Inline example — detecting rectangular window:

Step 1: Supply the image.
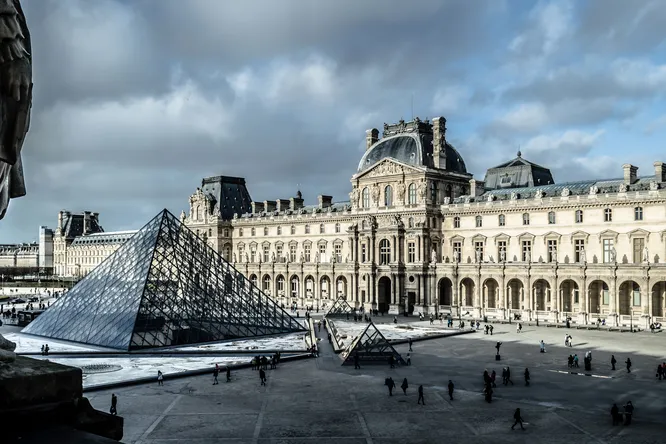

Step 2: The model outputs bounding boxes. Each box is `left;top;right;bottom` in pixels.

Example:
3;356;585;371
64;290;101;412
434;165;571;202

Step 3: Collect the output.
475;216;482;228
575;210;583;224
276;245;283;262
497;241;507;261
263;245;269;263
574;239;585;263
498;215;505;226
522;213;530;225
602;239;614;263
319;244;326;262
632;289;641;307
408;242;416;263
304;245;311;262
334;244;342;262
634;207;643;221
361;243;367;263
430;181;437;203
632;238;644;264
289;245;297;263
250;245;257;263
602;289;609;305
604;208;612;222
262;278;270;292
474;241;484;261
548;212;556;224
453;241;462;261
277;278;284;292
305;225;310;234
547;239;557;262
521;240;532;262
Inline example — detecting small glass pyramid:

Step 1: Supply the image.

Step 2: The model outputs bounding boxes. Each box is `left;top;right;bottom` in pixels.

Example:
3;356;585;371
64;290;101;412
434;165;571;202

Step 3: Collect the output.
324;297;355;318
23;209;306;350
340;320;405;365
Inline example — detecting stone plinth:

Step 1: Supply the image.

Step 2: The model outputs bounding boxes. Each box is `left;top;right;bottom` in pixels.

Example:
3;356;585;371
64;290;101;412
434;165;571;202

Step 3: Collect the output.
0;356;82;409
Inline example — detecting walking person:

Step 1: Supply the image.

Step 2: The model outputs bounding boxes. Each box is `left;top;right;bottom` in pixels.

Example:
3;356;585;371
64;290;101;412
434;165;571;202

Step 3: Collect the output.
624;401;634;425
495;341;502;355
226;366;231;382
401;378;408;395
354;352;361;369
385;377;396;396
611;355;617;371
611;403;620;426
157;370;164;386
505;366;514;385
213;366;219;385
409;338;413;352
110;393;118;416
417;385;425;405
448;380;454;400
524;368;530;386
259;368;266;386
625;358;632;373
511;408;525;430
539;340;546;353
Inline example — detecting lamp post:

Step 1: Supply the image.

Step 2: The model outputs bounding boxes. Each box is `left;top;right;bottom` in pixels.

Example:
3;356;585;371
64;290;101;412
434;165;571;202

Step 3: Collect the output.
536;301;539;327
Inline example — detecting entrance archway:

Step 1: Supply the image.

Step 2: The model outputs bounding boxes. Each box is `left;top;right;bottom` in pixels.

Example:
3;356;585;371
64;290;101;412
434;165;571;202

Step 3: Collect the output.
507;279;523;310
652;281;666;317
483;278;499;309
304;275;315;299
588;280;609;314
438;278;453;306
560;279;579;314
336;276;347;299
618;280;640;315
320;276;331;300
377;276;391;314
460;278;475;307
532;279;550;312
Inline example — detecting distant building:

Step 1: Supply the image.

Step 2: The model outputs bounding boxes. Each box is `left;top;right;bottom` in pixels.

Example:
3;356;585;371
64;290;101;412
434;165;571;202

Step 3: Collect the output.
39;226;53;269
0;242;39;274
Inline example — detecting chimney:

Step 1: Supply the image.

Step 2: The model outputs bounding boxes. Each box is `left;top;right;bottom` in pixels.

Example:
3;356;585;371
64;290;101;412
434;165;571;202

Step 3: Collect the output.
263;200;277;212
251;202;265;214
432;117;447;169
275;199;290;212
623;164;638;184
318;195;333;209
57;211;64;230
290;197;304;211
365;128;379;150
654;161;665;182
83;211;91;234
469;179;485;197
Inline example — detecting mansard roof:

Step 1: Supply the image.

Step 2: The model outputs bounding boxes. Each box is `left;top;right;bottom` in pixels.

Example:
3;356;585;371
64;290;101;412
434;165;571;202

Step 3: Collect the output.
483;151;555;190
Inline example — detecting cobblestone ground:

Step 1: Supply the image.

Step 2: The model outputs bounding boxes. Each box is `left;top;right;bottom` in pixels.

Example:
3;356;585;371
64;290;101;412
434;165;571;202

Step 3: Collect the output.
86;320;666;444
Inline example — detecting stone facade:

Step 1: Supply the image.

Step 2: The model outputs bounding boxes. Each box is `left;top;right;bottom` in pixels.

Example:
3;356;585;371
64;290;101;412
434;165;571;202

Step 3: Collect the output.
0;243;39;271
184;117;666;329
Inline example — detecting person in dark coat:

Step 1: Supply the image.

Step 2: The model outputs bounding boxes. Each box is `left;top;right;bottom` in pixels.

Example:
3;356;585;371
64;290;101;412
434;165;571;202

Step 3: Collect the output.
447;380;454;400
511;408;525;430
505;366;514;385
389;355;395;368
226;366;231;382
259;369;266;386
484;383;493;403
624;401;634;425
611;355;617;370
611;403;620;425
524;368;530;386
401;378;408;395
213;367;219;385
385;377;396;396
354;352;361;369
417;385;425;405
409;338;413;352
110;394;117;416
625;358;632;373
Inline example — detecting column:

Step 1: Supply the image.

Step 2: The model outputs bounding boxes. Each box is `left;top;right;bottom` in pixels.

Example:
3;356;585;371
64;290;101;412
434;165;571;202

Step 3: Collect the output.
417;235;421;262
430;273;436;308
392;235;397;262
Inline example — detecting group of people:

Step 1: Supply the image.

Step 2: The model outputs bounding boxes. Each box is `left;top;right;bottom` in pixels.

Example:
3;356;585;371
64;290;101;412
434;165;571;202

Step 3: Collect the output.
564;334;573;347
39;343;50;356
384;376;448;405
251;353;280;371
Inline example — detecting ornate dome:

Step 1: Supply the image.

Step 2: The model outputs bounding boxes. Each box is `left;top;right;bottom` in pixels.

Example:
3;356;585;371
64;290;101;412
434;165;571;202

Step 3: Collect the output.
357;133;467;174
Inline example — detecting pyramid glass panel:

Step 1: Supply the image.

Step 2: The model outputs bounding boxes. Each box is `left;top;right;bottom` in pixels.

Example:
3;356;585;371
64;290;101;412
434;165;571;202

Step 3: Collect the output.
324;297;355;318
340;321;405;366
24;209;306;350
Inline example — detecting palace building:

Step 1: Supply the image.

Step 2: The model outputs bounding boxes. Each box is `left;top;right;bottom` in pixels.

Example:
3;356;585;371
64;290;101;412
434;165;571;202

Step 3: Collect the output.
183;117;666;328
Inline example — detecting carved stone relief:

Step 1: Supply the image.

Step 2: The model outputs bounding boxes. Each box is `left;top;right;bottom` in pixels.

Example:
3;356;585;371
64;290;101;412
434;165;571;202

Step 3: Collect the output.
397;182;406;202
589;185;599;195
366;160;405;177
561;187;570;197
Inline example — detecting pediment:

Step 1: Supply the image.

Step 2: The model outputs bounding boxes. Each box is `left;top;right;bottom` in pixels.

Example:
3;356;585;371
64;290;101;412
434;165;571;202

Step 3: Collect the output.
569;230;589;244
449;234;465;245
493;233;510;244
472;234;487;242
355;158;423;180
518;232;535;240
628;228;649;239
599;229;619;240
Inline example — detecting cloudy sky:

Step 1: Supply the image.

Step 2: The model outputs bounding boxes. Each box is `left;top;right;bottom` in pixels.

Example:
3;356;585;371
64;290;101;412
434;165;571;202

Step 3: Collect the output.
2;0;666;242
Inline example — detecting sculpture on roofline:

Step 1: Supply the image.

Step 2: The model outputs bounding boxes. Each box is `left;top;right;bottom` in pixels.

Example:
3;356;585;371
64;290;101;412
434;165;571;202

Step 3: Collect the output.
0;0;32;220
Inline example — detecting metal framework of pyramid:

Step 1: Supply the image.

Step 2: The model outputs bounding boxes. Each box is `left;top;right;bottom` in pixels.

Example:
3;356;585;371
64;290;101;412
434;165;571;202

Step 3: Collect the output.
324;297;355;318
340;321;406;366
23;209;306;351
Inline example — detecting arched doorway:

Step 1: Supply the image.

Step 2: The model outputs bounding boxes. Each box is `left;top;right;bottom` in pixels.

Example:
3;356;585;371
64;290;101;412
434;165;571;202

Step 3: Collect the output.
377;276;391;314
460;278;475;307
320;276;331;300
618;280;640;316
304;275;315;299
249;274;258;288
483;278;499;309
289;275;300;302
507;279;523;310
560;279;579;314
588;280;609;314
532;279;550;312
438;278;453;306
262;274;271;293
652;281;666;318
336;276;347;299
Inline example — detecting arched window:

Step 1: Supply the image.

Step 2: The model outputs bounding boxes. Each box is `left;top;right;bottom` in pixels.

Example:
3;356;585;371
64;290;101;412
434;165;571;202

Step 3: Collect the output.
453;216;460;228
239;228;244;237
408;183;417;205
250;274;258;287
384;185;393;207
475;215;482;228
548;211;556;224
262;275;271;291
276;276;285;293
290;225;295;235
223;228;230;237
408;217;414;228
379;239;391;265
195;205;201;220
498;214;506;226
319;223;325;234
223;244;231;261
361;220;366;230
277;226;282;235
305;224;311;234
362;187;370;208
251;228;256;236
522;213;530;225
575;210;583;223
263;227;268;235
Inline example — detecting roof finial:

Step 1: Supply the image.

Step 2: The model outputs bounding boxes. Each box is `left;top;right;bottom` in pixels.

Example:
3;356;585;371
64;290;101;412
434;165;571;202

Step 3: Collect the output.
517;146;522;158
296;184;302;200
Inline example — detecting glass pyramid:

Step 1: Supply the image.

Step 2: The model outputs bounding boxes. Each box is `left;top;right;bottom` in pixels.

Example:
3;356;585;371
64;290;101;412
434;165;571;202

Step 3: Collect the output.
324;297;355;318
23;209;306;350
340;320;405;366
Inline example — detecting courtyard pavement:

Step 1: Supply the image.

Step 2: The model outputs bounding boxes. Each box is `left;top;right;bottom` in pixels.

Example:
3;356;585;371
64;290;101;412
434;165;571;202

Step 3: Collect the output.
80;319;665;444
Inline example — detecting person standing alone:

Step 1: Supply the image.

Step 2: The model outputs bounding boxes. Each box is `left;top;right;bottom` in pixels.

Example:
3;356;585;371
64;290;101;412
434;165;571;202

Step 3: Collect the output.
110;394;117;416
417;385;425;405
157;370;164;386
